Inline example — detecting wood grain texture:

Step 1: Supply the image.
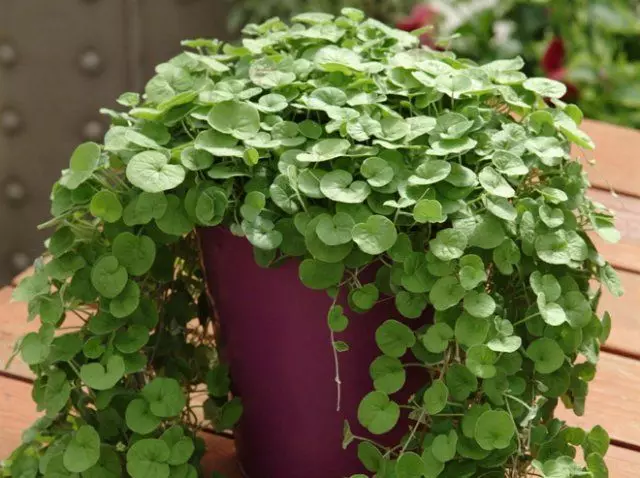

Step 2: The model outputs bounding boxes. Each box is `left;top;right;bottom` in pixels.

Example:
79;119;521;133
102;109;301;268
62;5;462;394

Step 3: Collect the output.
579;120;640;198
589;188;640;273
557;352;640;448
0;375;242;477
599;270;640;358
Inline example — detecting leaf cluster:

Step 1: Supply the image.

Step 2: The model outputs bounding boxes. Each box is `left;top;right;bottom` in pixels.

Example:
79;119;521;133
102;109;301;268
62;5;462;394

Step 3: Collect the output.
3;9;621;478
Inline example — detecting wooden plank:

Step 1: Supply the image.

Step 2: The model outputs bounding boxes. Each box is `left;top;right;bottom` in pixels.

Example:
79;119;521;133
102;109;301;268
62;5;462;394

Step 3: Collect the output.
0;287;37;378
0;375;241;477
605;445;640;478
589;188;640;273
557;352;640;448
579;119;640;198
599;270;640;358
1;373;638;477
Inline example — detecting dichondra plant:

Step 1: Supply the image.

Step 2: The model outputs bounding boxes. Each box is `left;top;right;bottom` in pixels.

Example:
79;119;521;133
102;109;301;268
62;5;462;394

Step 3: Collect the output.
2;9;622;478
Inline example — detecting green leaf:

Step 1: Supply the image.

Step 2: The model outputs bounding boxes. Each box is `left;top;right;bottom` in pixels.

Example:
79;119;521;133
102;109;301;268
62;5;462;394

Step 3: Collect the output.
299;259;344;290
352;284;379;310
586;452;609;478
142;377;186;418
298;120;323;139
429;276;465;311
526;338;565;374
474;410;515;450
352;215;398;255
112;233;156;276
316;213;355;245
126;398;161;434
409;160;451;186
49;227;76;257
361;157;394;187
585;425;610;456
126;439;170;478
535;230;572;265
217;398;244;430
523;77;567;98
463;291;496;318
298;169;327;199
60;142;101;189
194;130;243;157
357;441;383;472
395;291;428;319
90;190;123;223
115;324;149;353
491;150;528;176
21;326;54;365
396;452;425;478
298;139;350;163
63;425;101;473
110;281;141;319
464;215;504;252
413;199;446;224
80;355;126;390
90;256;128;298
484;196;517;221
328;305;349;333
180;147;214;171
530;272;562;302
10;454;38;478
320;170;371;203
375;320;416;358
466;344;497;378
600;263;624;297
423;379;449;415
207;100;261;139
430;229;467;261
455;312;490;347
370;356;406;394
432;430;458;462
458;255;487;290
479;166;515;198
357;391;400;435
126;151;186;193
487;335;522;353
423;323;453;353
446;364;478;401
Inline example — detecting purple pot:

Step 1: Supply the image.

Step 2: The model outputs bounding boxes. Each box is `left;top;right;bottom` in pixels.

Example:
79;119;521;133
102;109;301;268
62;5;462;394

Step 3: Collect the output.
199;227;430;478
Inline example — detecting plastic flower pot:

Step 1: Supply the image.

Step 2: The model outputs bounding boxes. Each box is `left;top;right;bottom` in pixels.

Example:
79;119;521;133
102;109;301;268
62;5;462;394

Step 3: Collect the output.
199;227;431;478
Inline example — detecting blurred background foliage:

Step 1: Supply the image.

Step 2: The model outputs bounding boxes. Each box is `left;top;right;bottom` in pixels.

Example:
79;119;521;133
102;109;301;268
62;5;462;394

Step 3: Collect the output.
229;0;640;128
1;0;639;283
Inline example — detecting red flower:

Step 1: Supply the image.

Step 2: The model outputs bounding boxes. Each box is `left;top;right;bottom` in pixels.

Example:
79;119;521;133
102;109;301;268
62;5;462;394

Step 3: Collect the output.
541;37;578;100
396;4;438;47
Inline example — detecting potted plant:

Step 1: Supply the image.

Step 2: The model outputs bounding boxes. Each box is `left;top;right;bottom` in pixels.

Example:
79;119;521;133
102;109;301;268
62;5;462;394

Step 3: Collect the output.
2;8;622;478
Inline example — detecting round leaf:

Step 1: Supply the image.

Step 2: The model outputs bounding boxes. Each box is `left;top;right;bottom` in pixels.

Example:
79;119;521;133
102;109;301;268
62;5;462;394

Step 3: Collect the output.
126;151;186;193
352;215;398;255
357;391;400;435
474;410;516;450
63;425;101;473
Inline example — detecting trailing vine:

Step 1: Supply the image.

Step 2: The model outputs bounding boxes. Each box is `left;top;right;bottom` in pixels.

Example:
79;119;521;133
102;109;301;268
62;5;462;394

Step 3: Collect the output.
2;9;622;478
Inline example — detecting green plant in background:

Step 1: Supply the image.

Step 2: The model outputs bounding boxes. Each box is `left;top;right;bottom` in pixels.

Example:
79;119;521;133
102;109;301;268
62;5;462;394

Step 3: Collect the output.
227;0;418;30
1;9;623;478
447;0;640;128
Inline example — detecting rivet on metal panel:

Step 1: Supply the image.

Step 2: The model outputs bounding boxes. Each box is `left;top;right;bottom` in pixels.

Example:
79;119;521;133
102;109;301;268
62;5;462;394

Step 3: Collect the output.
83;120;105;141
0;108;22;135
3;178;27;203
0;42;18;67
10;251;31;273
78;49;103;75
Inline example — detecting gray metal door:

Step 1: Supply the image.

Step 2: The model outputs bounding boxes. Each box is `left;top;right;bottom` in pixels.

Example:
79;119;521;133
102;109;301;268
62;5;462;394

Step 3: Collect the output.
0;0;231;284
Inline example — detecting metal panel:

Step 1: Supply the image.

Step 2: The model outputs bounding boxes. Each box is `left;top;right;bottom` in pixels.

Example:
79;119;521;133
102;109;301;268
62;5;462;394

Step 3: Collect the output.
0;0;231;284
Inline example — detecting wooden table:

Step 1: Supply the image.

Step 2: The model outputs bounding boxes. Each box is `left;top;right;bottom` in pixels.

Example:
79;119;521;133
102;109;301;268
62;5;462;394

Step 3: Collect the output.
2;119;640;476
